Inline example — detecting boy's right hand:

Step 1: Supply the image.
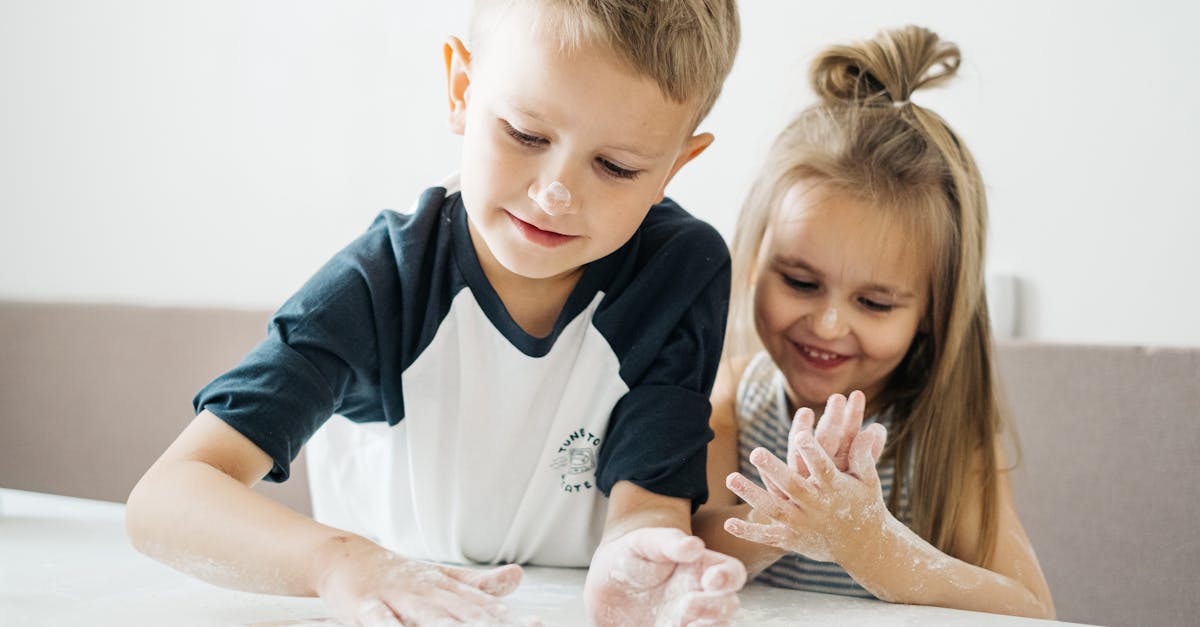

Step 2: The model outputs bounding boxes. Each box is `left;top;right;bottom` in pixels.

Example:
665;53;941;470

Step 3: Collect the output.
313;534;534;626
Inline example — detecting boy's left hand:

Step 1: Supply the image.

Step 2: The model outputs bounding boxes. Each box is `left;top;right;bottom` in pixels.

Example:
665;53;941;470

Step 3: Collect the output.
585;527;745;626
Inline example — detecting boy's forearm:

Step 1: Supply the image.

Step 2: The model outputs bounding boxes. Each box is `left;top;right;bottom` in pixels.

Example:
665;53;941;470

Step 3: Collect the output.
598;494;689;544
125;458;352;596
692;503;786;577
838;515;1053;619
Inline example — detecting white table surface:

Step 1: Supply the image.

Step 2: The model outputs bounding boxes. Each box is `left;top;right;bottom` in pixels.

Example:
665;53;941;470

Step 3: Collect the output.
0;488;1090;626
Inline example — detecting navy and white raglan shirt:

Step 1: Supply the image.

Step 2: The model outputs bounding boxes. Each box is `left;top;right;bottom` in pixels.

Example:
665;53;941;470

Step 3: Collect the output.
194;180;730;567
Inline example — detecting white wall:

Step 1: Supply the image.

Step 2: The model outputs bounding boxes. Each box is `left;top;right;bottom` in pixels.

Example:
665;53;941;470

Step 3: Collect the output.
2;1;1197;347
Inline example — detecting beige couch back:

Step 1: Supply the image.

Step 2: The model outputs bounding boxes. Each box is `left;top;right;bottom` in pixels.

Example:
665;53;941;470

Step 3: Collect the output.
2;300;1197;626
0;301;307;512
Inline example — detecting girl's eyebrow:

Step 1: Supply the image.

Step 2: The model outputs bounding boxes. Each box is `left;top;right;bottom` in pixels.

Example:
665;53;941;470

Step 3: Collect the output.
776;255;821;276
776;255;917;299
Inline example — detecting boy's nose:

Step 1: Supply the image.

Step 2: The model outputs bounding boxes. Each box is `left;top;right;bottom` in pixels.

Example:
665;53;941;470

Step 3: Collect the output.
529;180;575;216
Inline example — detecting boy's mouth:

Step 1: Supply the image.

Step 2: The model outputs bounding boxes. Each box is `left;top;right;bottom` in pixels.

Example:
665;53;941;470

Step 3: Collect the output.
505;210;577;248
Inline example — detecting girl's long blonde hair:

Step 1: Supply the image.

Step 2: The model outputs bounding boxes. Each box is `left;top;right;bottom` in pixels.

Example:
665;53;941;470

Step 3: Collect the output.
729;25;1005;567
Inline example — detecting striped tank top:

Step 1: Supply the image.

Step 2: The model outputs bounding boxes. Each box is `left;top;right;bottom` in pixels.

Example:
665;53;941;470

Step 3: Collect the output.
736;351;912;598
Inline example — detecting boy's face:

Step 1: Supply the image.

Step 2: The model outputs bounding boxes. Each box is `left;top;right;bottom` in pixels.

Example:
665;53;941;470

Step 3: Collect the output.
445;9;712;282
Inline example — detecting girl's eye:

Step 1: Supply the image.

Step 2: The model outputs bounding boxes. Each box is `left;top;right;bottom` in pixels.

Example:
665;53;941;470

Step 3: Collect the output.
597;157;640;180
782;275;818;292
502;121;547;147
859;297;895;313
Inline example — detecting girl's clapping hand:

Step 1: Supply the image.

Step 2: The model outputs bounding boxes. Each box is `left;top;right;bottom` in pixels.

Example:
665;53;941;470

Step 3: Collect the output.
723;413;887;564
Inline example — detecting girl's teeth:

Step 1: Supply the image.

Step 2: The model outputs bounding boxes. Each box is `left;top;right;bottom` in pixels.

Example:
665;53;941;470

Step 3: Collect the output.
803;346;838;360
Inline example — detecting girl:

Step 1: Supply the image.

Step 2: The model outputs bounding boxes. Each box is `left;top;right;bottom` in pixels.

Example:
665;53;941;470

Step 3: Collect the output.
693;25;1055;618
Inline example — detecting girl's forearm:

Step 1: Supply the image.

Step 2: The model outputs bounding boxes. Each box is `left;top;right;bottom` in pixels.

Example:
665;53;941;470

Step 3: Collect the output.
125;458;357;596
692;503;787;577
839;515;1053;619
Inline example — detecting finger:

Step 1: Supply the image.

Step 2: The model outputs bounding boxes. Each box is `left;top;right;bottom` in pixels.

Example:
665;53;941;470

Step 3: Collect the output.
699;551;748;593
725;472;788;520
723;516;789;546
423;574;522;624
443;562;523;597
866;422;887;460
354;600;403;627
835;391;867;469
426;586;500;623
761;470;789;501
626;527;705;564
814;394;847;458
788;407;816;477
673;590;741;625
749;447;813;504
850;423;887;484
795;429;837;486
611;546;677;589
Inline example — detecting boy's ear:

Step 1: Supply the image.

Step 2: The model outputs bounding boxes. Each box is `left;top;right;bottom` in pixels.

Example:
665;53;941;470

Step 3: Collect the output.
443;36;472;135
655;132;714;202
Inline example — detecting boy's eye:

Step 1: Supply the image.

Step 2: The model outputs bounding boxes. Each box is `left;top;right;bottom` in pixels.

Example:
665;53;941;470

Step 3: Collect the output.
596;157;640;180
502;120;547;147
782;275;818;292
859;297;895;313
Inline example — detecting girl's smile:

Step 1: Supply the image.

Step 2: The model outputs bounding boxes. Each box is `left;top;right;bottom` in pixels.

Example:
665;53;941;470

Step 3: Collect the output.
792;341;852;370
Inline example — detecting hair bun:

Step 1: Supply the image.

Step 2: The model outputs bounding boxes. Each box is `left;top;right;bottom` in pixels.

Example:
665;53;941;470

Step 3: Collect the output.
810;25;960;107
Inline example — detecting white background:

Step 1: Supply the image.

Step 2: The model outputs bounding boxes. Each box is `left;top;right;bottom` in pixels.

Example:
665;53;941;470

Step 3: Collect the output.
2;1;1197;346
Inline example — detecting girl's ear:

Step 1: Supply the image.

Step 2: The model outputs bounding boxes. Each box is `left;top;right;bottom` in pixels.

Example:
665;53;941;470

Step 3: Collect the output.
443;36;472;135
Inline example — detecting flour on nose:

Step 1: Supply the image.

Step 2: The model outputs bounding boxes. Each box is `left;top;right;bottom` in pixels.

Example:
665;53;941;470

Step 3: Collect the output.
531;180;572;211
822;307;839;328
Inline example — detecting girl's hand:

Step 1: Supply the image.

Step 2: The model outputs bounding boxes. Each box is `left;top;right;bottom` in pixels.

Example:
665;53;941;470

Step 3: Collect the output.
758;391;868;500
313;534;537;626
723;423;888;563
795;390;868;476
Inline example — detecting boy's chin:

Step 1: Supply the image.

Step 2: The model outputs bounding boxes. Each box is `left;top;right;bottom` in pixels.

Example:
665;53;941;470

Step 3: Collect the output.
494;250;585;282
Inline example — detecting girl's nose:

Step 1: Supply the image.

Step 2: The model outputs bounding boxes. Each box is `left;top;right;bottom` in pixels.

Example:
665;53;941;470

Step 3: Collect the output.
811;305;846;339
529;180;574;216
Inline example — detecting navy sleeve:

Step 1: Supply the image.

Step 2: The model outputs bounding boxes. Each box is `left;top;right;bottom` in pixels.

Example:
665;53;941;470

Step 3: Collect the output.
194;218;401;482
594;212;731;510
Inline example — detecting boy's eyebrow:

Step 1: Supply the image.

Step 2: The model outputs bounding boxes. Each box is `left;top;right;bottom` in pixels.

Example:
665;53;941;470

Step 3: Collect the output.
508;104;664;160
775;255;917;298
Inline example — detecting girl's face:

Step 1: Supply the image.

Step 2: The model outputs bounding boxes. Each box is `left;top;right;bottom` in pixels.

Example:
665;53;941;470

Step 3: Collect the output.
754;181;930;415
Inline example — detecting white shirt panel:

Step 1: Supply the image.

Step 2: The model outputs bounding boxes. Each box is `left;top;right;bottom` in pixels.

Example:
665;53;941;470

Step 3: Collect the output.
307;288;625;566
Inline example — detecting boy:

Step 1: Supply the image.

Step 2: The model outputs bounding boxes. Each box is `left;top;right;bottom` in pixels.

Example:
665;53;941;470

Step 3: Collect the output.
126;1;744;624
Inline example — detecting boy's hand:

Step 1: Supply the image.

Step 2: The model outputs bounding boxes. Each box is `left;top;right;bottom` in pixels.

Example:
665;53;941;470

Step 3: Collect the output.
314;534;538;626
584;527;745;626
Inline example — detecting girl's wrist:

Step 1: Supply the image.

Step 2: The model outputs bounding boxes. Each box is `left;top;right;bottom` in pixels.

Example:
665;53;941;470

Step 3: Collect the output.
832;502;893;569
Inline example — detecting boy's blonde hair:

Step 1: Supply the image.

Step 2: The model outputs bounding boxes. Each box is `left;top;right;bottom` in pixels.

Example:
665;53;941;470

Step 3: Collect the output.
728;25;1006;568
469;0;740;127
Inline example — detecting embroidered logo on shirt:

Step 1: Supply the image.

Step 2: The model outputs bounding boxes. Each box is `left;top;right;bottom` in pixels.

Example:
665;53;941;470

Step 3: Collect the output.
550;427;601;493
